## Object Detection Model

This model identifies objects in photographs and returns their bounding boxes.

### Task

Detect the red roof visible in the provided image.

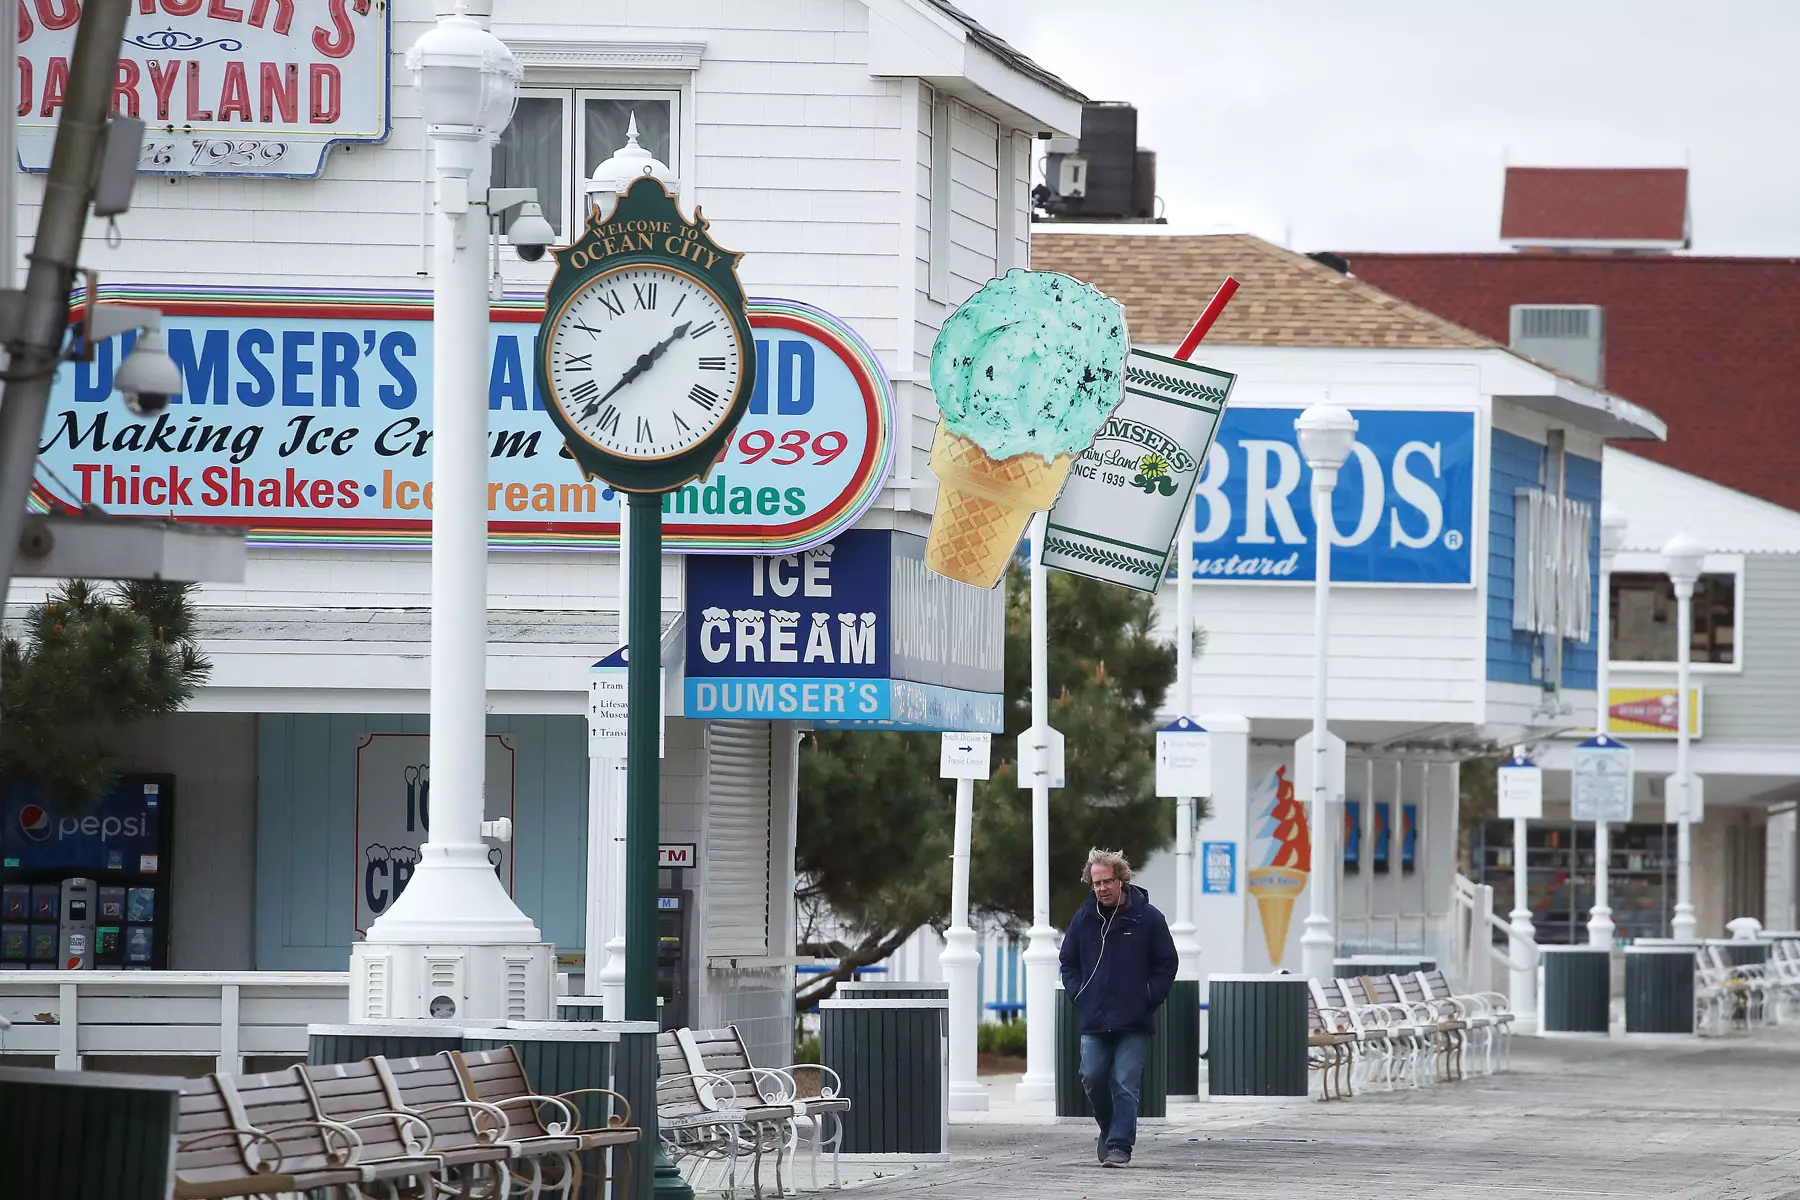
[1501,167,1689,245]
[1339,252,1800,510]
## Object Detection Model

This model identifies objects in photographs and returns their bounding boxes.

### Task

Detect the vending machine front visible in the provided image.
[0,775,174,970]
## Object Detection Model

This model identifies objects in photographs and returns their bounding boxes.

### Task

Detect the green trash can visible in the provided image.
[1541,945,1611,1033]
[819,996,947,1157]
[1624,946,1696,1034]
[1164,978,1201,1099]
[556,998,607,1021]
[1053,983,1167,1119]
[0,1066,183,1200]
[836,980,950,1001]
[1334,955,1435,978]
[463,1021,655,1200]
[1206,974,1308,1099]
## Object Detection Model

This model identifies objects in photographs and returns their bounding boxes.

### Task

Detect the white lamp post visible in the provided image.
[1169,496,1202,979]
[352,5,555,1021]
[1017,511,1058,1105]
[1663,532,1706,943]
[1294,405,1357,982]
[1587,505,1628,948]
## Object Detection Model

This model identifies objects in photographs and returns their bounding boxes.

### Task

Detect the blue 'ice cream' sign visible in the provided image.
[1180,408,1476,585]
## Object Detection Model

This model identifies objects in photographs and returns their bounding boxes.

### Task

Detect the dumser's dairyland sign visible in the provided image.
[17,0,391,178]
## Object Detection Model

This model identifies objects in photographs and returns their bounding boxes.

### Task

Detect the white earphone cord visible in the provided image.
[1073,903,1116,1002]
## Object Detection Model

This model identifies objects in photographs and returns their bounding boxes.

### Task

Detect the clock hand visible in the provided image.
[581,322,696,420]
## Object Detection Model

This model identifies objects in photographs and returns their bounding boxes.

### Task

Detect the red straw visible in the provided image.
[1173,277,1240,361]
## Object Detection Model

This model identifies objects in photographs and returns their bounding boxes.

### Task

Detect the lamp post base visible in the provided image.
[1016,925,1060,1105]
[350,940,555,1021]
[1299,913,1334,982]
[1671,904,1697,943]
[652,1144,694,1200]
[1586,906,1616,951]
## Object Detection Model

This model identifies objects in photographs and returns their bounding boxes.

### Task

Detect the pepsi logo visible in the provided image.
[18,805,50,843]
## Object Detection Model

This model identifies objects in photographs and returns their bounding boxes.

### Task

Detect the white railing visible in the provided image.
[1450,875,1539,1024]
[0,971,350,1071]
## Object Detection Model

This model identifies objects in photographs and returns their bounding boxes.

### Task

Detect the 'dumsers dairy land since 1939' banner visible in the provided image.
[33,290,895,554]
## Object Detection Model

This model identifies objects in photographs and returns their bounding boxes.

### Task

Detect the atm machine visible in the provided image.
[656,864,693,1031]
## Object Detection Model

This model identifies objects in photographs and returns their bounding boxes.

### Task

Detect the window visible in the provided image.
[491,89,678,244]
[1610,571,1736,665]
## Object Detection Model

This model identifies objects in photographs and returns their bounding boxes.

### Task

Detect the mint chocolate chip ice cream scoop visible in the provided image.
[930,269,1130,462]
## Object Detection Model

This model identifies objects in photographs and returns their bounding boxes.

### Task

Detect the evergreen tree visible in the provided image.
[795,562,1197,1010]
[0,580,211,805]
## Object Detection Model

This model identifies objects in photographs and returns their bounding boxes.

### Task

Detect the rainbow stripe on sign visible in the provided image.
[33,287,894,555]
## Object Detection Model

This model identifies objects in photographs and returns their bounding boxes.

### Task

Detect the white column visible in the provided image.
[1588,508,1624,948]
[597,512,631,1014]
[361,84,538,950]
[1508,805,1538,1028]
[1017,511,1058,1105]
[1170,496,1202,979]
[943,775,986,1111]
[1672,581,1697,941]
[1298,469,1339,981]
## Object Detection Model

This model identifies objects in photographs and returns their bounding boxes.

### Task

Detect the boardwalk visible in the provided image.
[849,1032,1800,1199]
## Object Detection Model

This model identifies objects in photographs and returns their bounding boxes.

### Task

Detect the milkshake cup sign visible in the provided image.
[922,270,1130,589]
[1246,764,1312,968]
[1043,349,1235,592]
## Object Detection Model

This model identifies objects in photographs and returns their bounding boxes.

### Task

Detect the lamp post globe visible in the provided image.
[407,13,520,138]
[1662,531,1706,942]
[1295,404,1358,477]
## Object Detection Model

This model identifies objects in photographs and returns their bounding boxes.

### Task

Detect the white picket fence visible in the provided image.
[0,971,349,1071]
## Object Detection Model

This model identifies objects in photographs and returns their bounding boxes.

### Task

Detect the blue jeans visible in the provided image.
[1079,1031,1149,1153]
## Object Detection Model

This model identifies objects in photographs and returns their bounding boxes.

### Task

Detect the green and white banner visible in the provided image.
[1041,348,1235,592]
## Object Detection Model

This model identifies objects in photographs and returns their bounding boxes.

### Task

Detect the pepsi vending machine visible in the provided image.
[0,774,174,970]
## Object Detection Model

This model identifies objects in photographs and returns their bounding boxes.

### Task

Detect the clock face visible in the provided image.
[545,265,746,461]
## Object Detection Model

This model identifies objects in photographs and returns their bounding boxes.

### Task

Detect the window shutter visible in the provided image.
[705,721,773,958]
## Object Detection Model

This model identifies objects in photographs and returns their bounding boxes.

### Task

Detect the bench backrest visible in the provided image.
[679,1026,765,1106]
[1330,978,1371,1009]
[1421,969,1455,998]
[302,1059,422,1161]
[211,1067,349,1173]
[450,1047,562,1140]
[1396,973,1429,1003]
[656,1030,721,1119]
[381,1053,503,1147]
[177,1078,275,1188]
[1367,975,1406,1007]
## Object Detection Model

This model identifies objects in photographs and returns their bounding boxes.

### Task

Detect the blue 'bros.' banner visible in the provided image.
[1181,408,1476,585]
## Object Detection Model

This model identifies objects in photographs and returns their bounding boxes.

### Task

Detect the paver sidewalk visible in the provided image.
[845,1031,1800,1199]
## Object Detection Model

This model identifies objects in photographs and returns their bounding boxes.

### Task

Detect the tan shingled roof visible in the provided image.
[1030,232,1499,351]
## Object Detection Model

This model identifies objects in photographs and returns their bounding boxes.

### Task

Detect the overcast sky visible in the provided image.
[952,0,1800,257]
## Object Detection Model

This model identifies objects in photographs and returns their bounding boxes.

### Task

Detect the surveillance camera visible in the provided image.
[507,199,556,264]
[112,327,183,417]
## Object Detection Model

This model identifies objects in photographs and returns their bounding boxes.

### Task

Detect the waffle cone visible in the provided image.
[1246,866,1309,966]
[925,426,1072,588]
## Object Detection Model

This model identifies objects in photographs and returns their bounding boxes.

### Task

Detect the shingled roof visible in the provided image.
[1030,232,1497,350]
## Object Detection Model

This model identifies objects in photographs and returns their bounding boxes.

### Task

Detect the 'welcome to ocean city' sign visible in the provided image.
[34,288,894,555]
[17,0,390,178]
[1180,408,1476,586]
[684,529,1004,730]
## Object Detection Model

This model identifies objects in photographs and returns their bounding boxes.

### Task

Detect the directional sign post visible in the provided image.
[590,647,664,759]
[1015,726,1065,790]
[1497,750,1543,1029]
[1663,773,1705,825]
[940,731,992,1112]
[1496,755,1544,820]
[1155,717,1211,798]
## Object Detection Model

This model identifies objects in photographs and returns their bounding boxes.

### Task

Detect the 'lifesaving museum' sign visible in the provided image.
[16,0,390,178]
[34,288,895,555]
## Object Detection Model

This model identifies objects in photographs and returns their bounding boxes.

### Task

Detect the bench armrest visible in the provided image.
[709,1065,800,1104]
[489,1092,580,1136]
[658,1070,743,1111]
[255,1120,365,1167]
[334,1109,436,1154]
[554,1087,636,1131]
[784,1062,845,1098]
[176,1128,286,1176]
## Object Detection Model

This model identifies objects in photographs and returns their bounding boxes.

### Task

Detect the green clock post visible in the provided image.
[537,175,758,1200]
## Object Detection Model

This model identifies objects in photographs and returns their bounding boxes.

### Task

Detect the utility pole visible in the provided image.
[0,0,133,603]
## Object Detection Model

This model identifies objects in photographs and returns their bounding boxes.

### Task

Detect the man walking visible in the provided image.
[1058,848,1177,1168]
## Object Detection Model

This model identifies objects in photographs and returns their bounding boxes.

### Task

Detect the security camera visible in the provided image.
[506,199,556,263]
[113,327,184,416]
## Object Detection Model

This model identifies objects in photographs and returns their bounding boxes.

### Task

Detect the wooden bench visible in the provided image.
[1305,990,1357,1100]
[677,1024,852,1191]
[178,1066,436,1199]
[1415,969,1510,1073]
[1320,977,1427,1090]
[448,1046,641,1198]
[655,1029,757,1198]
[304,1056,515,1198]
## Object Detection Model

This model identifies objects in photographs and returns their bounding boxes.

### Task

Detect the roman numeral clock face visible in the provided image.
[546,265,745,461]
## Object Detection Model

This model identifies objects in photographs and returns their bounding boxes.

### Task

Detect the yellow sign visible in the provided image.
[1577,687,1703,738]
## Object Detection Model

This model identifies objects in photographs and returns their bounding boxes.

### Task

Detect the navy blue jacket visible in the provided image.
[1058,884,1179,1034]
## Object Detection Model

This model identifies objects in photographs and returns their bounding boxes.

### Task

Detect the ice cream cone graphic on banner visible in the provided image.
[922,269,1129,588]
[1247,765,1312,966]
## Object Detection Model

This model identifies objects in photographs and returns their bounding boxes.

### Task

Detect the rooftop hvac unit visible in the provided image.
[1035,103,1159,222]
[1510,304,1605,388]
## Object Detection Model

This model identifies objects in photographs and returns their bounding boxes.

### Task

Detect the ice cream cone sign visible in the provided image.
[1246,765,1312,968]
[923,270,1130,588]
